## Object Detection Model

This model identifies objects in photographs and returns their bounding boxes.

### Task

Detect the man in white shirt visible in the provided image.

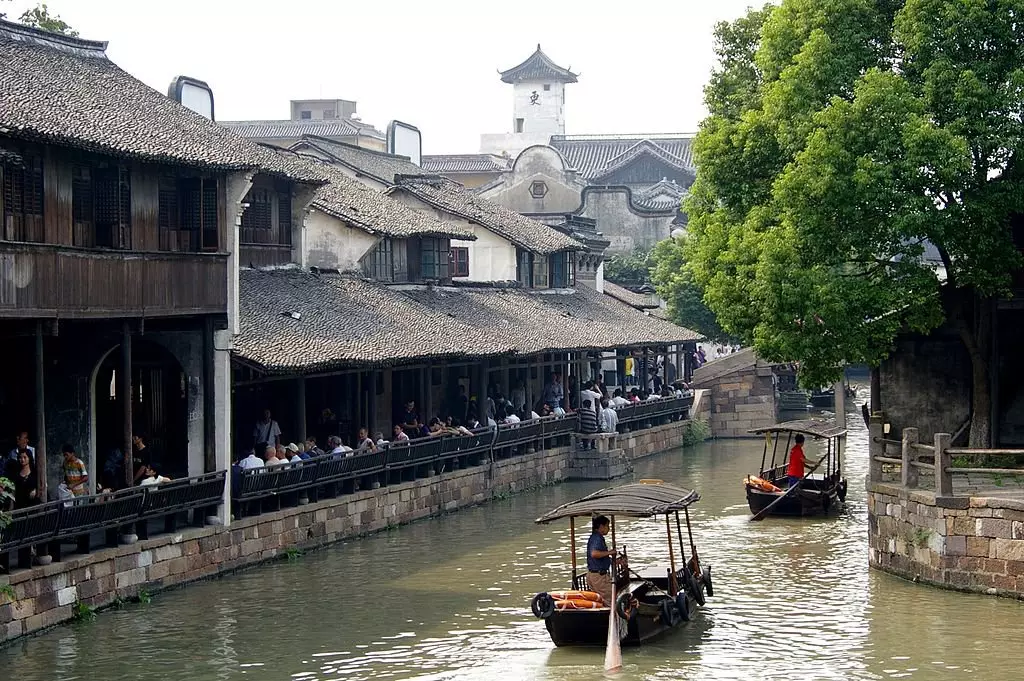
[239,449,264,470]
[503,411,521,424]
[264,445,283,466]
[581,382,602,416]
[610,389,629,407]
[253,410,282,451]
[599,399,619,434]
[286,443,303,463]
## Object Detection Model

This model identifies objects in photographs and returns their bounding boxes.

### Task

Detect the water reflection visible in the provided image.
[4,405,1024,680]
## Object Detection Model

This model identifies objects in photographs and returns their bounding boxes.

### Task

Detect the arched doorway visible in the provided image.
[94,339,189,487]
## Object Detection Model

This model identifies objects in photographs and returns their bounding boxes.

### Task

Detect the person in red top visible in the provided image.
[787,433,810,487]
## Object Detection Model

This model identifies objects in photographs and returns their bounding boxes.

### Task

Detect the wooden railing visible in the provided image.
[0,242,228,317]
[868,415,1024,495]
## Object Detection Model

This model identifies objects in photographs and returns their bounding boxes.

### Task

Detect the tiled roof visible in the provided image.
[421,154,511,175]
[302,157,476,240]
[632,180,686,212]
[290,135,422,185]
[603,281,658,309]
[235,271,702,372]
[500,45,578,84]
[550,134,695,180]
[389,176,582,255]
[399,283,702,355]
[235,269,513,373]
[220,118,384,141]
[0,21,320,183]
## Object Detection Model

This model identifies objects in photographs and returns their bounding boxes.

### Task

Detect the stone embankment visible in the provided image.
[868,481,1024,597]
[2,420,697,643]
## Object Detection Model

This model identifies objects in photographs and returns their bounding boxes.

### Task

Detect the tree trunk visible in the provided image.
[951,291,993,449]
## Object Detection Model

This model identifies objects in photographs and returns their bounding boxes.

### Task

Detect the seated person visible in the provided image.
[139,465,172,486]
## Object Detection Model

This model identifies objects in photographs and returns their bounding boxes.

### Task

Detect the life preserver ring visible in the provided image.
[615,592,636,621]
[548,590,604,604]
[531,592,555,619]
[659,598,680,627]
[703,565,714,598]
[686,568,705,606]
[745,475,782,493]
[554,598,604,610]
[675,592,691,622]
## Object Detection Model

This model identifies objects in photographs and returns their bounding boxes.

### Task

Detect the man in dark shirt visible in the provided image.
[586,515,616,605]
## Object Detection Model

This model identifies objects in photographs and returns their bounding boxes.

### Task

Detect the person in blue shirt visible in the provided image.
[586,515,617,605]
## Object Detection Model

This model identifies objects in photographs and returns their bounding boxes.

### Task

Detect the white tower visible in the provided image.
[480,45,578,156]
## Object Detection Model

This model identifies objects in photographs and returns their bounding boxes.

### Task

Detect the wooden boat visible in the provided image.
[530,480,713,647]
[744,420,848,518]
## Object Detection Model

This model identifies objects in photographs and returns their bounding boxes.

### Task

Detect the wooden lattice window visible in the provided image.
[278,189,292,246]
[159,176,219,252]
[451,246,469,277]
[1,148,44,242]
[72,161,130,249]
[549,251,575,288]
[363,237,395,281]
[240,187,273,243]
[420,237,450,281]
[516,248,534,287]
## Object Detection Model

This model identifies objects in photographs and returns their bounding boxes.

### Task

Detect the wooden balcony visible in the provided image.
[0,242,228,318]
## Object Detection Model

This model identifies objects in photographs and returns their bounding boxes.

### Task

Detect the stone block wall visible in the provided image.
[704,367,777,438]
[620,420,690,460]
[868,481,1024,597]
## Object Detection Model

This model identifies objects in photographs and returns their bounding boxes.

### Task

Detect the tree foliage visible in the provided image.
[18,3,78,36]
[688,0,1024,444]
[603,248,653,288]
[651,236,736,344]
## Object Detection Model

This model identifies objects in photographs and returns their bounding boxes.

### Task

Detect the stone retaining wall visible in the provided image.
[868,481,1024,598]
[1,420,695,644]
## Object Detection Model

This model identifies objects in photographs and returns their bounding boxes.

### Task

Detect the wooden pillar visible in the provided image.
[870,365,881,413]
[901,427,919,488]
[935,432,953,496]
[502,359,510,404]
[476,360,487,422]
[296,375,307,443]
[367,371,377,436]
[34,322,47,500]
[868,414,883,483]
[122,323,133,487]
[422,366,432,422]
[642,347,650,391]
[203,317,216,473]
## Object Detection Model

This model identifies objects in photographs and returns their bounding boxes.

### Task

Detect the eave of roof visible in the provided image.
[290,135,421,186]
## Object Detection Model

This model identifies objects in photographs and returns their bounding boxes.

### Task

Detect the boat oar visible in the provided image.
[604,578,622,672]
[749,455,826,522]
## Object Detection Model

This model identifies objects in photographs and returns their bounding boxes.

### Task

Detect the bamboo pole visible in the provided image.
[665,514,677,595]
[569,516,577,577]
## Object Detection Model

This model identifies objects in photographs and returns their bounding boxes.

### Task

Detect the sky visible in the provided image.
[5,0,759,154]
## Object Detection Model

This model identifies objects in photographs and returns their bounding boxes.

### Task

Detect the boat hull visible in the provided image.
[543,594,699,647]
[745,476,845,517]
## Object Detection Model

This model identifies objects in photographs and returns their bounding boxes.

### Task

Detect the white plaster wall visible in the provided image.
[480,132,551,157]
[214,328,233,525]
[454,227,516,282]
[579,189,677,254]
[304,210,379,272]
[513,81,565,135]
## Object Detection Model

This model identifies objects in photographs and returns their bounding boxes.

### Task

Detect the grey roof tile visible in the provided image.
[603,281,659,309]
[421,154,511,174]
[550,134,695,180]
[221,119,384,140]
[500,45,578,84]
[235,271,701,372]
[389,176,582,255]
[0,21,321,183]
[290,135,422,185]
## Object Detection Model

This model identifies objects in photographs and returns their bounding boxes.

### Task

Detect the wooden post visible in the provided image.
[203,317,216,473]
[296,375,307,444]
[476,361,487,423]
[664,514,677,595]
[870,366,881,413]
[868,414,883,483]
[569,515,577,577]
[935,432,953,496]
[422,366,432,423]
[34,322,47,500]
[122,323,133,487]
[901,427,919,488]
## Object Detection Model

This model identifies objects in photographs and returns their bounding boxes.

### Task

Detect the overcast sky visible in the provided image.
[7,0,759,154]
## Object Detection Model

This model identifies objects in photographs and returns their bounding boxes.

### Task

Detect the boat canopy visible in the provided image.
[534,482,699,524]
[749,419,846,439]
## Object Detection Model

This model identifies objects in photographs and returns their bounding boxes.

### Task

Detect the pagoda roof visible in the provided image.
[499,45,578,84]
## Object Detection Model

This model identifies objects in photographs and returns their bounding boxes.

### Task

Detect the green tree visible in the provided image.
[603,247,653,288]
[18,3,78,36]
[651,236,736,344]
[687,0,1024,446]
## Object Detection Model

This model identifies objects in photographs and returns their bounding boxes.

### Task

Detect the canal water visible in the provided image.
[5,406,1024,681]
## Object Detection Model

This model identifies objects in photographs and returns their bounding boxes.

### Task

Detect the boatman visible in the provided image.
[787,433,815,487]
[587,515,617,605]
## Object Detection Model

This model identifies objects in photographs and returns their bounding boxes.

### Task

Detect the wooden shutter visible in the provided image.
[533,254,549,288]
[277,189,292,246]
[202,178,218,250]
[72,164,93,246]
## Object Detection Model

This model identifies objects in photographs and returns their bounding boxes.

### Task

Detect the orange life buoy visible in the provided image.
[745,475,782,493]
[548,590,604,604]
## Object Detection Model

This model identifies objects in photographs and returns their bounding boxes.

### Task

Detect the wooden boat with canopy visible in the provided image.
[530,480,713,647]
[744,419,848,518]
